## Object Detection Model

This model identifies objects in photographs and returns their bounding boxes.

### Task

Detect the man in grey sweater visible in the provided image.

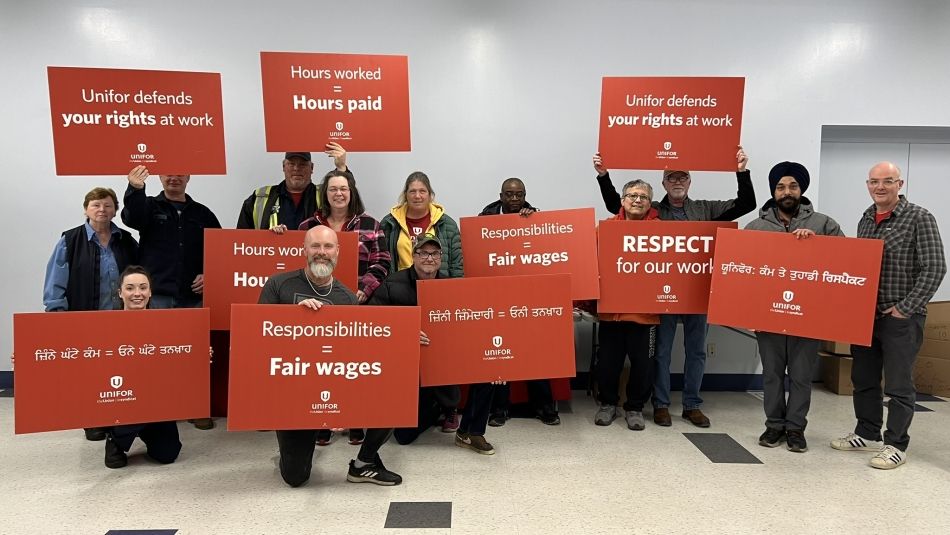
[745,161,842,453]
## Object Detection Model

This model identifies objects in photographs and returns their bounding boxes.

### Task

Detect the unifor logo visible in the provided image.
[492,335,503,348]
[335,121,344,131]
[663,141,672,151]
[110,375,124,389]
[783,290,795,303]
[663,285,671,294]
[321,390,331,402]
[137,143,147,153]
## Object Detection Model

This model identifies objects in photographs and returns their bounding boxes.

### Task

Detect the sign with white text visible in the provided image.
[598,220,736,313]
[203,229,358,330]
[260,52,410,152]
[418,274,575,386]
[460,208,599,300]
[48,66,225,175]
[13,309,210,434]
[707,228,883,344]
[227,305,420,430]
[598,76,744,171]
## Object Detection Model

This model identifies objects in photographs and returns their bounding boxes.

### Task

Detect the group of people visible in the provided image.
[34,141,945,487]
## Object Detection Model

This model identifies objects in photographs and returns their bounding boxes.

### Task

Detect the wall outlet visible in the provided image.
[707,343,716,358]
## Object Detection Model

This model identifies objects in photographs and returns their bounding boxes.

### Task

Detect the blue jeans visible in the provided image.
[653,314,708,410]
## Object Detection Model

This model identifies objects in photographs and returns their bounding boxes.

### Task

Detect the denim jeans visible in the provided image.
[653,314,708,410]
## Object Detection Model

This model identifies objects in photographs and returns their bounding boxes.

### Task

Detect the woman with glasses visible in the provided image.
[381,172,465,433]
[299,169,392,446]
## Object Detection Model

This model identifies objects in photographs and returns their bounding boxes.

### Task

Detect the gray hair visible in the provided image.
[622,179,653,200]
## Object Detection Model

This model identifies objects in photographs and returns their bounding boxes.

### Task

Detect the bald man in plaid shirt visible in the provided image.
[832,161,947,470]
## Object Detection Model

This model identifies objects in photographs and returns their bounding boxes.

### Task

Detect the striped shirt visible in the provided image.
[857,196,947,315]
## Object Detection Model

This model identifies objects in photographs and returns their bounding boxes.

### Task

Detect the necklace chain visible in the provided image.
[305,272,333,298]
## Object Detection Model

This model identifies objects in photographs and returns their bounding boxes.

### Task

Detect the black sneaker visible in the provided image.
[537,409,561,426]
[104,435,128,469]
[758,427,786,448]
[348,428,365,445]
[346,456,402,486]
[786,429,808,453]
[316,429,333,446]
[488,411,508,427]
[84,427,107,441]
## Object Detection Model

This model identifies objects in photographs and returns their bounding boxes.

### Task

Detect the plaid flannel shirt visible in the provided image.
[858,196,947,315]
[298,212,392,298]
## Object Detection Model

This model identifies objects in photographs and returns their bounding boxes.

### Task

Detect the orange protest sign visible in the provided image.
[227,304,420,430]
[460,208,599,300]
[707,229,883,345]
[13,309,210,434]
[203,229,358,330]
[417,274,575,386]
[598,76,744,171]
[598,220,736,313]
[47,67,225,175]
[260,52,410,152]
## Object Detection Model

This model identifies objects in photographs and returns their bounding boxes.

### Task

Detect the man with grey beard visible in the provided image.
[258,226,402,487]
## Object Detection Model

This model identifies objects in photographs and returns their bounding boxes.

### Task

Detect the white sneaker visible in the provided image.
[869,445,906,470]
[830,432,883,451]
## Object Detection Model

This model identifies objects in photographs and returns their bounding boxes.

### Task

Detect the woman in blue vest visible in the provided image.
[43,187,138,441]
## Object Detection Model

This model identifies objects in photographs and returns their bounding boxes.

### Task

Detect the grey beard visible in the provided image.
[308,258,335,278]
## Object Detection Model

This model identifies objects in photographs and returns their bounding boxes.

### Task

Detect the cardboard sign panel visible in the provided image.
[203,229,359,330]
[598,76,744,171]
[707,228,884,345]
[47,66,225,175]
[227,305,420,430]
[417,274,575,386]
[598,220,736,313]
[460,208,599,300]
[13,309,210,434]
[260,52,410,152]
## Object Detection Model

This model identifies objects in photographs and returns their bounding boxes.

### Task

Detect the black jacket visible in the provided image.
[596,170,756,221]
[121,185,221,299]
[478,200,538,216]
[236,181,320,230]
[368,265,445,306]
[62,224,138,311]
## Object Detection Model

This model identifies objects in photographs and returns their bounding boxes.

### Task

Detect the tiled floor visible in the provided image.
[2,388,950,534]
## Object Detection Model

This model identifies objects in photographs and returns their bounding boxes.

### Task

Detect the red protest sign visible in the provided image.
[598,76,744,171]
[598,220,736,313]
[260,52,410,152]
[460,208,599,300]
[227,305,420,430]
[13,309,210,434]
[47,67,225,175]
[417,274,575,386]
[707,229,883,345]
[203,229,358,330]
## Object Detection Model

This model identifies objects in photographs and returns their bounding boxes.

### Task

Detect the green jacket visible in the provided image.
[380,202,463,278]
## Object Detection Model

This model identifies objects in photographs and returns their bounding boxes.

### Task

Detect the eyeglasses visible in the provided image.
[413,250,442,259]
[622,193,651,202]
[664,176,689,184]
[866,178,900,187]
[502,191,526,199]
[327,186,350,194]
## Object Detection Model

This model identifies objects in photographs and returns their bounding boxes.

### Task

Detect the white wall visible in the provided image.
[3,0,950,373]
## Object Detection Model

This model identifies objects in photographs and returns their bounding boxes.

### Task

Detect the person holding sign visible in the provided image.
[477,178,559,427]
[104,265,182,469]
[744,162,842,453]
[236,143,348,232]
[594,180,661,431]
[43,187,139,442]
[370,235,497,454]
[381,172,463,432]
[593,147,755,428]
[832,161,946,469]
[258,226,401,486]
[299,169,392,446]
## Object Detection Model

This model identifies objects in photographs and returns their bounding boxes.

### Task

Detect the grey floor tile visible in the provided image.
[684,432,763,464]
[915,393,946,402]
[385,502,452,529]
